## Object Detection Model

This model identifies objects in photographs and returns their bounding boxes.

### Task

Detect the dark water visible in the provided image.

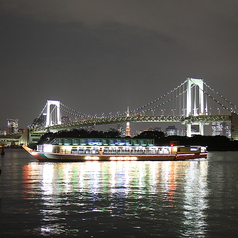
[1,149,238,237]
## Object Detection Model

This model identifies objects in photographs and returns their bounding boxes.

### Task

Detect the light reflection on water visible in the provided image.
[1,149,238,237]
[21,160,209,237]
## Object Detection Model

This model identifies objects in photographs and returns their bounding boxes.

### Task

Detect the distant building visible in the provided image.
[88,125,95,131]
[18,128,25,133]
[153,127,162,131]
[117,123,122,131]
[7,118,18,134]
[135,130,143,136]
[33,113,47,126]
[61,115,71,123]
[117,123,125,137]
[166,125,177,136]
[0,127,7,135]
[212,122,231,138]
[179,127,186,136]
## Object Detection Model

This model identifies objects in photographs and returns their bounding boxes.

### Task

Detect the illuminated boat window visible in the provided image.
[190,147,199,151]
[55,138,155,147]
[71,147,78,154]
[145,148,157,155]
[103,148,109,154]
[64,139,72,145]
[132,139,139,146]
[72,139,80,145]
[91,149,99,154]
[108,147,117,154]
[78,147,85,154]
[102,139,108,145]
[79,139,87,145]
[159,147,170,154]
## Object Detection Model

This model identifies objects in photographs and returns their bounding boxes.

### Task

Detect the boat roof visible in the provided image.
[51,138,155,146]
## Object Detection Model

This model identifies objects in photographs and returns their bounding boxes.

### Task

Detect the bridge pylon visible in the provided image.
[186,78,205,137]
[46,100,61,127]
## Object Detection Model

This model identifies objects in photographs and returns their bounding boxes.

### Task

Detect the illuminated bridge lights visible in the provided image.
[31,114,231,132]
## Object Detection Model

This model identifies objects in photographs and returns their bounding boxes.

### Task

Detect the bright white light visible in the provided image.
[62,146,72,151]
[85,156,99,160]
[190,147,198,151]
[110,157,137,161]
[44,144,53,153]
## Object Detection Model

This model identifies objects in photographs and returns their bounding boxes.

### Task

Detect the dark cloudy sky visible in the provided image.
[1,0,238,129]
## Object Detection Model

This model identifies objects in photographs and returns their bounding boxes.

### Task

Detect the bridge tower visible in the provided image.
[45,100,61,127]
[125,106,131,137]
[186,78,205,137]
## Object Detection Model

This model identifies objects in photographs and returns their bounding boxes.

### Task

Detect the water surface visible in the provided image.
[1,149,238,237]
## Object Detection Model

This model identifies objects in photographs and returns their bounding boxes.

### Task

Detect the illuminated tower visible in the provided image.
[125,106,131,137]
[46,100,61,127]
[186,78,205,137]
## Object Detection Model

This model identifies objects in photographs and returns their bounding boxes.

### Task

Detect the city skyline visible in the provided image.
[1,1,238,129]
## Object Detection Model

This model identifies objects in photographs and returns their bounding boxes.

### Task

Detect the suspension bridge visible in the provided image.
[20,78,238,144]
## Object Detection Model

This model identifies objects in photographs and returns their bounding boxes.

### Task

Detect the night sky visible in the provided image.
[1,0,238,130]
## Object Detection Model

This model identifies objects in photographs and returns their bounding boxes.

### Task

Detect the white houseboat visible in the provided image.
[23,138,207,162]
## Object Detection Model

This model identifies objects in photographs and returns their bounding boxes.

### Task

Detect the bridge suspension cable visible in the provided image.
[116,80,188,116]
[31,103,47,126]
[60,102,90,119]
[117,78,237,117]
[202,81,237,112]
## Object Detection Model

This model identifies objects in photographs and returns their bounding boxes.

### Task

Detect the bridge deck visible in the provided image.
[31,114,231,132]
